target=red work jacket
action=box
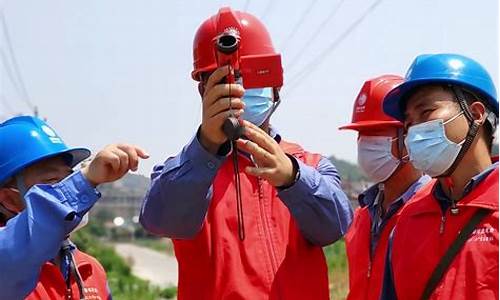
[391,167,498,300]
[173,141,330,300]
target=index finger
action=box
[116,144,149,171]
[134,146,150,159]
[242,120,277,154]
[116,144,149,159]
[236,139,274,166]
[115,145,136,171]
[242,120,269,135]
[205,66,231,95]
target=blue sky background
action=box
[1,0,498,175]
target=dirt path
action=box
[114,242,178,288]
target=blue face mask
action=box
[404,112,465,177]
[242,87,274,126]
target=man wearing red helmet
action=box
[140,7,353,299]
[339,75,431,300]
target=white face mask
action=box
[70,212,89,234]
[357,136,401,183]
[405,112,465,177]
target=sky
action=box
[1,0,498,175]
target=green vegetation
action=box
[72,228,177,300]
[324,240,349,299]
[134,238,174,255]
[73,223,348,299]
[329,155,367,182]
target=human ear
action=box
[469,101,487,124]
[0,188,23,213]
[198,82,206,98]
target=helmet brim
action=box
[338,120,403,131]
[383,78,499,122]
[0,147,91,186]
[64,147,92,167]
[191,64,218,81]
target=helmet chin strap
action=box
[380,128,408,185]
[392,128,408,171]
[439,86,483,215]
[396,127,408,163]
[267,95,281,121]
[260,88,281,130]
[440,86,482,178]
[15,174,29,198]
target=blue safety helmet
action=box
[383,53,498,121]
[0,116,90,185]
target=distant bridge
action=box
[93,195,144,219]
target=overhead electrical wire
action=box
[0,11,34,112]
[279,0,320,52]
[284,0,384,97]
[284,0,346,73]
[259,0,274,22]
[243,0,251,11]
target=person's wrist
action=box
[277,155,300,189]
[199,127,222,154]
[81,167,99,187]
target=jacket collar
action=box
[407,166,498,216]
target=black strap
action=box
[441,86,481,177]
[453,86,475,122]
[61,241,86,300]
[442,121,480,177]
[421,208,490,300]
[396,128,404,160]
[232,141,245,241]
[69,251,86,300]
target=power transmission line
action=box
[0,11,34,112]
[284,0,346,73]
[259,0,274,22]
[243,0,251,11]
[284,0,384,97]
[0,12,31,103]
[0,49,27,116]
[0,67,18,117]
[0,48,25,100]
[0,93,15,115]
[279,0,319,51]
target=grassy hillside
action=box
[324,240,349,299]
[328,155,367,182]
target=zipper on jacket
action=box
[439,215,446,235]
[367,225,373,278]
[257,177,279,274]
[366,223,373,299]
[367,260,372,278]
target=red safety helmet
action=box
[339,75,404,131]
[191,7,277,81]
